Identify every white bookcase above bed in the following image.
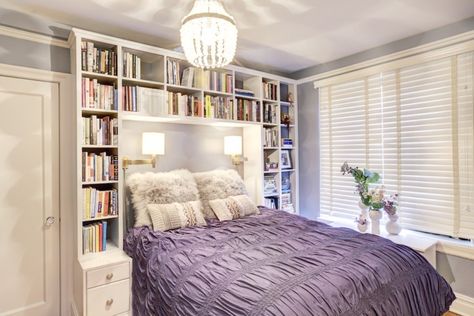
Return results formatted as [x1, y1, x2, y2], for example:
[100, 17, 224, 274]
[69, 28, 299, 315]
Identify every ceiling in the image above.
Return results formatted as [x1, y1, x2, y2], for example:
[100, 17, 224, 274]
[2, 0, 474, 75]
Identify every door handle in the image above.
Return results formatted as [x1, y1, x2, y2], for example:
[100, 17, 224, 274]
[45, 216, 56, 226]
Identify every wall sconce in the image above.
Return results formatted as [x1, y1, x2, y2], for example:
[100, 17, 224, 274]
[224, 136, 247, 166]
[123, 132, 165, 170]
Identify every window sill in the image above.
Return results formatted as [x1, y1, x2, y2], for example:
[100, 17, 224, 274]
[318, 215, 474, 261]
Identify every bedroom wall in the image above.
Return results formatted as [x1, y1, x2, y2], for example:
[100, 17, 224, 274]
[295, 17, 474, 302]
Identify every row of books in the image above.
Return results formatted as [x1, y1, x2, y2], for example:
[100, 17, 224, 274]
[204, 96, 234, 120]
[202, 70, 233, 93]
[167, 92, 202, 117]
[264, 128, 279, 148]
[236, 99, 260, 122]
[122, 86, 165, 113]
[82, 221, 107, 254]
[82, 188, 118, 220]
[263, 103, 278, 124]
[81, 41, 117, 75]
[82, 152, 119, 183]
[263, 82, 278, 101]
[123, 52, 141, 79]
[82, 116, 118, 146]
[167, 59, 181, 85]
[81, 78, 118, 110]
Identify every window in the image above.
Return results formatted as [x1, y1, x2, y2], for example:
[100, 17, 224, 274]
[319, 51, 474, 239]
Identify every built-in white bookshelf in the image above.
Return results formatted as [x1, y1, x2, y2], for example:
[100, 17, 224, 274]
[69, 28, 298, 315]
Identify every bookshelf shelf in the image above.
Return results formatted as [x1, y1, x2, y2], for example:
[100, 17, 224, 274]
[263, 99, 278, 103]
[81, 181, 119, 186]
[81, 145, 118, 149]
[264, 147, 279, 150]
[235, 95, 260, 101]
[81, 71, 118, 81]
[122, 77, 165, 88]
[203, 89, 233, 97]
[81, 108, 118, 115]
[166, 84, 202, 93]
[282, 169, 295, 172]
[264, 170, 280, 174]
[82, 215, 119, 223]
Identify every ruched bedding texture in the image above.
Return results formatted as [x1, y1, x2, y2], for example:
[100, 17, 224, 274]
[124, 209, 455, 316]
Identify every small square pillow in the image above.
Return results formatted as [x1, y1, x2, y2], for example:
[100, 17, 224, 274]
[147, 201, 206, 232]
[127, 169, 199, 227]
[208, 195, 260, 221]
[193, 169, 248, 219]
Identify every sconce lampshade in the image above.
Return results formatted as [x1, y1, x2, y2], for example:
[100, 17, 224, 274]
[224, 136, 242, 156]
[142, 133, 165, 155]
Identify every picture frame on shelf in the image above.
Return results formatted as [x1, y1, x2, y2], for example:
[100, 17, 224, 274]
[281, 150, 292, 169]
[281, 173, 291, 192]
[264, 176, 278, 195]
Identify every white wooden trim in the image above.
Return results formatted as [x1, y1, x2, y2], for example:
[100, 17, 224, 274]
[294, 30, 474, 86]
[0, 63, 73, 316]
[451, 292, 474, 316]
[0, 24, 69, 48]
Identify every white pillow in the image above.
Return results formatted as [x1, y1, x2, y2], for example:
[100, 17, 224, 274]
[127, 169, 199, 227]
[208, 195, 260, 221]
[193, 169, 248, 219]
[147, 200, 206, 232]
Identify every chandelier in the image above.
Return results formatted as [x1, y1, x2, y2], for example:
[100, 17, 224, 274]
[180, 0, 238, 69]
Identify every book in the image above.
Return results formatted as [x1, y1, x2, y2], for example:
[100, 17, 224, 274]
[167, 59, 181, 85]
[264, 128, 279, 147]
[82, 188, 118, 220]
[122, 86, 165, 114]
[203, 95, 233, 119]
[82, 152, 118, 182]
[123, 52, 141, 79]
[234, 88, 255, 97]
[82, 116, 118, 146]
[263, 103, 278, 124]
[81, 41, 117, 75]
[263, 82, 278, 100]
[167, 92, 202, 117]
[82, 221, 108, 254]
[81, 78, 117, 110]
[236, 98, 260, 122]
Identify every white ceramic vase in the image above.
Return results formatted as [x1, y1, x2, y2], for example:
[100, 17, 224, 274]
[386, 214, 402, 235]
[369, 209, 382, 235]
[357, 201, 369, 232]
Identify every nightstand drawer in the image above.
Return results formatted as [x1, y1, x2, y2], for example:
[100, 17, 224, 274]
[87, 279, 130, 316]
[87, 262, 129, 288]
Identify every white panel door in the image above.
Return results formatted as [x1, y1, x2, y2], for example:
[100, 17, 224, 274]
[0, 76, 60, 316]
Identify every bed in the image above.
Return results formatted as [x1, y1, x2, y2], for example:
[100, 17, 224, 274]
[124, 208, 455, 316]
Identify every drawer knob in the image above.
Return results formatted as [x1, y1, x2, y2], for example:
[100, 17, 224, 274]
[106, 298, 114, 306]
[106, 273, 114, 280]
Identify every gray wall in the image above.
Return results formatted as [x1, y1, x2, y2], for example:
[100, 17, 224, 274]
[297, 81, 319, 220]
[295, 16, 474, 299]
[0, 8, 70, 73]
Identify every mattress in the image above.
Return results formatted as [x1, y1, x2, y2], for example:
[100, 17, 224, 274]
[124, 208, 455, 316]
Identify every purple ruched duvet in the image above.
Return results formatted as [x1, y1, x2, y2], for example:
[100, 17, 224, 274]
[124, 209, 455, 316]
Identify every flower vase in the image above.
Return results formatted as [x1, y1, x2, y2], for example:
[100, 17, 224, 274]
[386, 214, 402, 235]
[357, 201, 369, 232]
[369, 209, 382, 235]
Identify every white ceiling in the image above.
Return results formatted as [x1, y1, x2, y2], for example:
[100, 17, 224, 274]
[2, 0, 474, 75]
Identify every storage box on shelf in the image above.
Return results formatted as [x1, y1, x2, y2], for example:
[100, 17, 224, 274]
[71, 28, 298, 315]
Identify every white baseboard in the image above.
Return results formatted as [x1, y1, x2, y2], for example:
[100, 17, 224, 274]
[451, 292, 474, 316]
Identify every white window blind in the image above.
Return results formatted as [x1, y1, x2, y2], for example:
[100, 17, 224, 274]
[319, 51, 474, 239]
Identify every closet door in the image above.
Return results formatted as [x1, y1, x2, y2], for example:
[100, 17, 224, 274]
[0, 76, 60, 316]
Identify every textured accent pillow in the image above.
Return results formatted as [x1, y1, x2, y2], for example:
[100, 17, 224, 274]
[127, 169, 200, 227]
[208, 195, 260, 221]
[147, 201, 206, 232]
[193, 169, 248, 219]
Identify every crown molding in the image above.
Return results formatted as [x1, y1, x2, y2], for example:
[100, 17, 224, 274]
[0, 24, 69, 48]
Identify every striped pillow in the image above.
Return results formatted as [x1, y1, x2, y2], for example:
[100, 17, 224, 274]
[147, 201, 206, 232]
[208, 195, 260, 221]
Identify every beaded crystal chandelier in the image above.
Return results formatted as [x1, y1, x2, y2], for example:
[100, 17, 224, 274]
[180, 0, 238, 69]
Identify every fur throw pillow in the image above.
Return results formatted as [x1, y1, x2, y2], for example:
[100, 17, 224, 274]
[127, 169, 199, 227]
[193, 169, 248, 219]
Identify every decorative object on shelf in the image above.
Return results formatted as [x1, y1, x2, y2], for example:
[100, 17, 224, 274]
[369, 208, 383, 235]
[122, 132, 165, 169]
[265, 161, 278, 172]
[384, 193, 401, 235]
[281, 114, 291, 127]
[281, 150, 292, 169]
[180, 0, 238, 69]
[281, 173, 291, 192]
[355, 201, 369, 232]
[288, 92, 294, 103]
[224, 136, 247, 166]
[264, 176, 278, 195]
[281, 138, 293, 148]
[341, 162, 399, 235]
